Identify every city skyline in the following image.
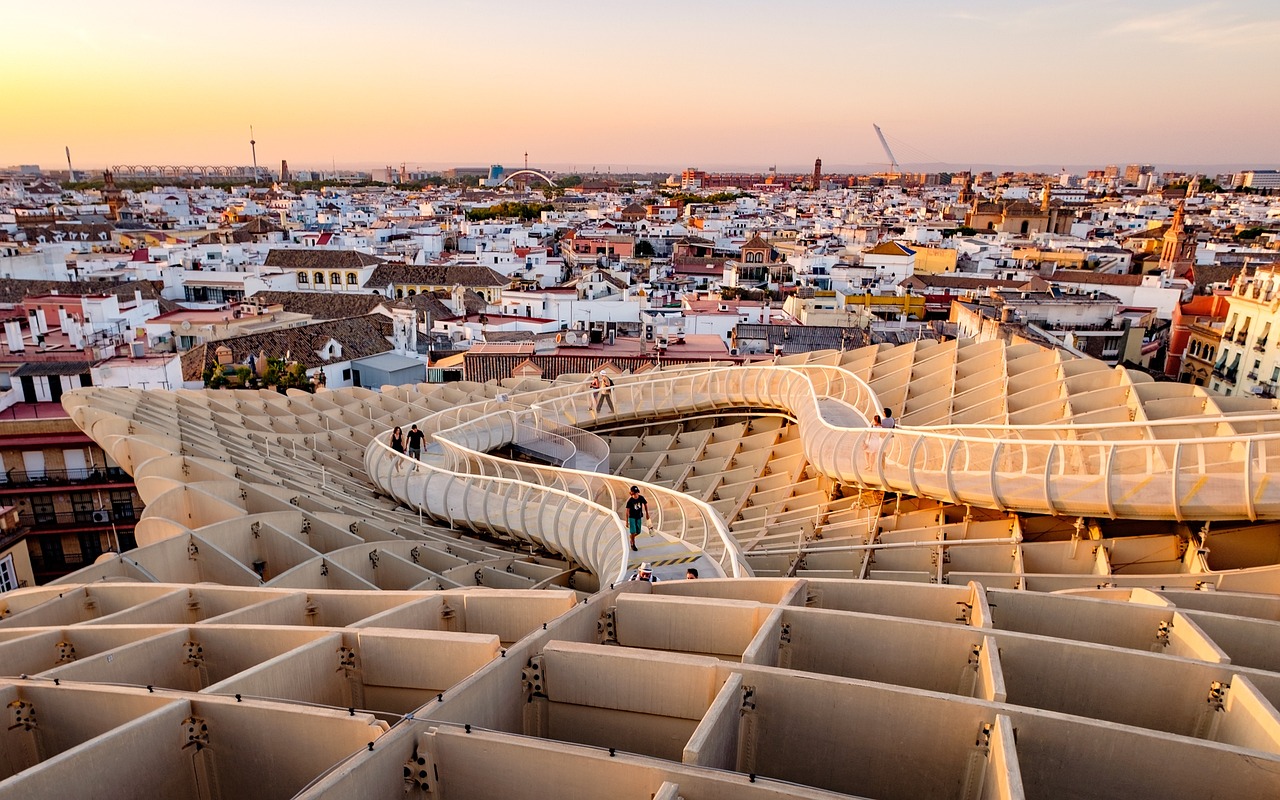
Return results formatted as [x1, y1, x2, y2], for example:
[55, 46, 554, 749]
[3, 0, 1279, 170]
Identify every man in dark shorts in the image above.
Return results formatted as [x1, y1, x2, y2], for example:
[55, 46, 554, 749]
[624, 485, 650, 551]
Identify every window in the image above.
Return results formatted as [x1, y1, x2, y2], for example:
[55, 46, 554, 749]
[298, 272, 308, 284]
[32, 496, 56, 525]
[78, 532, 104, 562]
[0, 553, 18, 592]
[342, 369, 352, 381]
[110, 490, 136, 521]
[71, 491, 95, 524]
[330, 272, 341, 285]
[346, 272, 357, 284]
[314, 272, 325, 284]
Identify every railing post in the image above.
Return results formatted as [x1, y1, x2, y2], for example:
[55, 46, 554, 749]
[1244, 438, 1257, 521]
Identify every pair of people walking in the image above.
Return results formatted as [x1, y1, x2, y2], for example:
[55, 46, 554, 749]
[389, 424, 426, 470]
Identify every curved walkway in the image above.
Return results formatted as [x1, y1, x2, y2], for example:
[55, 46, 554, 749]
[367, 362, 1280, 585]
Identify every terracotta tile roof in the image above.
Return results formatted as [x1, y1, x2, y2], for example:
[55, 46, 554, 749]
[263, 249, 383, 270]
[363, 264, 508, 289]
[182, 315, 395, 381]
[247, 291, 389, 319]
[0, 278, 166, 305]
[1046, 269, 1142, 287]
[394, 292, 457, 321]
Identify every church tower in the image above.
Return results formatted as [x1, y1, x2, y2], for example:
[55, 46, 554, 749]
[1159, 201, 1197, 271]
[102, 170, 123, 221]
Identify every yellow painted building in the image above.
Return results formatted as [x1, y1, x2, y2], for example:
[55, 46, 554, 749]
[912, 247, 958, 275]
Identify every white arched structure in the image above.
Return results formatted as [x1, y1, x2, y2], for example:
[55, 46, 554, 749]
[497, 169, 555, 187]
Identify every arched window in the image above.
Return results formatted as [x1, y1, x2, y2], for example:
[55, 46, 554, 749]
[395, 289, 404, 299]
[314, 271, 325, 284]
[330, 272, 341, 286]
[298, 271, 308, 284]
[407, 289, 416, 297]
[346, 272, 357, 285]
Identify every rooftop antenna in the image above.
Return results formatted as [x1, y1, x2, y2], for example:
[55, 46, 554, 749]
[249, 126, 259, 185]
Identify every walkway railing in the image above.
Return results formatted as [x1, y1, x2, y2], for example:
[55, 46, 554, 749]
[366, 362, 1280, 583]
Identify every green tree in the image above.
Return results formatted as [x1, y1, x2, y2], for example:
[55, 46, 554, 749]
[634, 239, 656, 258]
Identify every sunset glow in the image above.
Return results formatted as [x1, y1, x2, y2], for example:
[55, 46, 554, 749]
[3, 0, 1279, 170]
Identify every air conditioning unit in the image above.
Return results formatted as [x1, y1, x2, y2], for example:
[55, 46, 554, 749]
[91, 510, 112, 523]
[729, 347, 740, 356]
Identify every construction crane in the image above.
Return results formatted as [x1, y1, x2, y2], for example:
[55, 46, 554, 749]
[872, 124, 901, 177]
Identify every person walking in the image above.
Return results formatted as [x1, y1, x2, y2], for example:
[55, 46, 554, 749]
[624, 485, 650, 551]
[592, 373, 615, 415]
[880, 408, 897, 429]
[389, 426, 405, 472]
[685, 568, 699, 580]
[405, 423, 425, 460]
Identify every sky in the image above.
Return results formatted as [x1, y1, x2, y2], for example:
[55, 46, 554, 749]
[3, 0, 1279, 172]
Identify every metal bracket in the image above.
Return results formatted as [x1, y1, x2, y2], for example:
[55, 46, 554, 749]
[187, 541, 199, 559]
[368, 550, 380, 570]
[337, 646, 359, 674]
[55, 640, 77, 663]
[1155, 620, 1171, 648]
[300, 519, 311, 534]
[597, 607, 618, 645]
[968, 643, 982, 671]
[181, 716, 210, 750]
[182, 640, 205, 667]
[521, 655, 546, 698]
[1208, 681, 1230, 712]
[975, 722, 993, 749]
[955, 601, 973, 625]
[779, 623, 792, 646]
[7, 699, 36, 731]
[740, 685, 757, 716]
[409, 546, 421, 564]
[250, 521, 261, 538]
[404, 747, 437, 793]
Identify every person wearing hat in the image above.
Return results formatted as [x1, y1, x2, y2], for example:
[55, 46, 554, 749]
[630, 562, 658, 582]
[623, 485, 650, 552]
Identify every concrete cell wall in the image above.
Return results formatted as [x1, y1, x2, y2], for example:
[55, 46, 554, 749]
[806, 578, 972, 623]
[202, 633, 347, 706]
[546, 702, 699, 761]
[732, 665, 996, 799]
[0, 700, 198, 800]
[614, 594, 765, 657]
[683, 672, 744, 769]
[1216, 675, 1280, 755]
[780, 607, 986, 696]
[192, 697, 387, 800]
[43, 628, 204, 692]
[994, 632, 1237, 735]
[987, 588, 1168, 649]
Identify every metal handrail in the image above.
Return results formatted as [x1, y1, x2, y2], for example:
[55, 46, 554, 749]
[366, 361, 1280, 584]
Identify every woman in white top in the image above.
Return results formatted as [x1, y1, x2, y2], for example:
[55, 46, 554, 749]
[863, 415, 885, 471]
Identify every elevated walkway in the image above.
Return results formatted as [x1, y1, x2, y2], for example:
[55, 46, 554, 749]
[367, 358, 1280, 584]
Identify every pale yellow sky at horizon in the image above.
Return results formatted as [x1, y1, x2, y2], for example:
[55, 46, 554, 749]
[3, 0, 1278, 171]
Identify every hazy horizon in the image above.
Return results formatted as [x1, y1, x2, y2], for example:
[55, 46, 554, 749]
[4, 1, 1279, 171]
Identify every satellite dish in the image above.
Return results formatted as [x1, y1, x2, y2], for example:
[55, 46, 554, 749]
[181, 320, 192, 331]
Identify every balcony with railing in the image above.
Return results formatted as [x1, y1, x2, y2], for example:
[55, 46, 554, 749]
[0, 467, 132, 491]
[19, 506, 143, 531]
[1255, 338, 1269, 353]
